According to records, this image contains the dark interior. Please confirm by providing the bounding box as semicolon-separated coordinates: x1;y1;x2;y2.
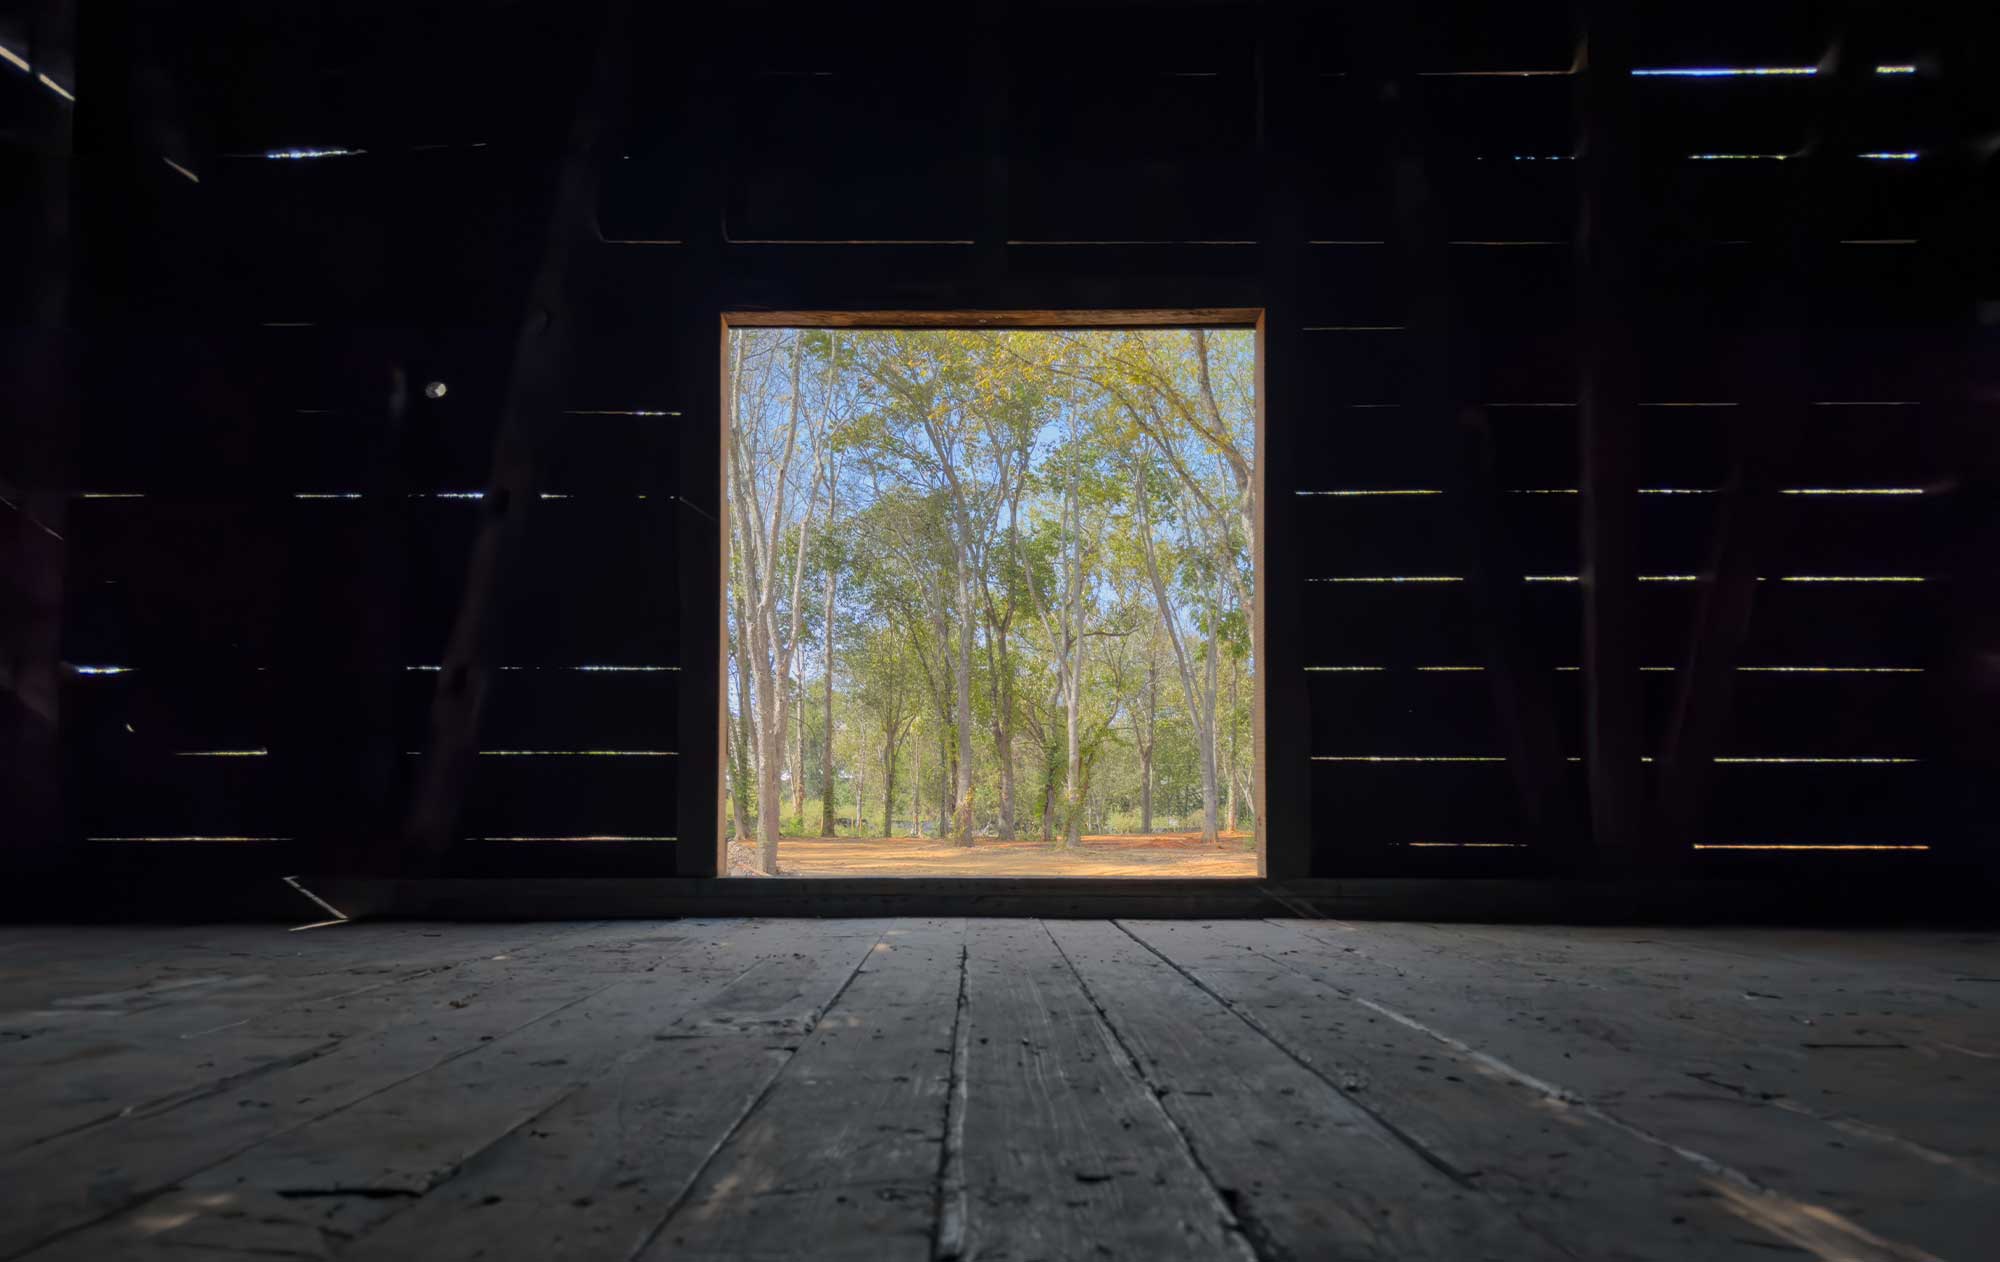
3;0;1997;916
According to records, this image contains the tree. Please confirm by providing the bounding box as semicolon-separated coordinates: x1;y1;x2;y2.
853;624;920;838
729;330;829;873
852;332;1036;846
1023;395;1123;849
1133;452;1227;846
812;332;852;837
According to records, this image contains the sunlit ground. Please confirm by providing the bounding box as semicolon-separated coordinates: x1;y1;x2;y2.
727;831;1259;878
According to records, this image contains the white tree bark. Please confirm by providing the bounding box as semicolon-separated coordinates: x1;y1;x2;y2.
731;332;825;874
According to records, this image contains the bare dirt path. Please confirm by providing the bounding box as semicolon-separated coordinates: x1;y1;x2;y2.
728;831;1259;877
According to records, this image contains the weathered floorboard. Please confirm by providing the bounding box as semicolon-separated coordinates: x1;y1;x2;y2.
1269;918;1998;1260
1043;918;1571;1261
25;919;891;1262
638;919;968;1261
0;923;706;1258
0;923;659;1153
1123;918;1836;1261
2;919;1995;1262
954;919;1250;1261
338;921;888;1261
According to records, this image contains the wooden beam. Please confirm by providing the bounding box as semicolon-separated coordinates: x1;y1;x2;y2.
404;1;632;871
1574;1;1646;867
722;309;1262;328
0;0;77;874
1928;13;2000;883
972;0;1011;287
672;23;733;878
1256;0;1309;878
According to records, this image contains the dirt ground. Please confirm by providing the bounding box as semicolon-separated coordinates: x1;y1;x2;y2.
726;830;1259;878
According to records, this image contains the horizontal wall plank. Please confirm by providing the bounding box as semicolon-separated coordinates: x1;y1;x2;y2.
458;756;679;839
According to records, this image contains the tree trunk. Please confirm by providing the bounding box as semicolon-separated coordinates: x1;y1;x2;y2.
1041;764;1058;844
993;721;1016;840
987;624;1017;841
791;673;806;828
1225;652;1239;833
912;736;923;838
753;645;785;875
882;730;898;840
820;473;838;836
741;331;822;876
1200;572;1221;846
1060;477;1085;851
730;602;756;843
951;555;976;846
1135;458;1220;849
939;720;952;839
723;759;738;842
1139;743;1153;835
1224;752;1236;835
1140;660;1156;834
1063;669;1082;850
851;751;865;839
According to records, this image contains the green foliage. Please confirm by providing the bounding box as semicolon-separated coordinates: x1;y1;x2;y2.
729;328;1257;844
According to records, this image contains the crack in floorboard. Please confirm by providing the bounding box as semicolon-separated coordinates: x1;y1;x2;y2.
1113;922;1484;1189
929;943;970;1262
1042;921;1267;1262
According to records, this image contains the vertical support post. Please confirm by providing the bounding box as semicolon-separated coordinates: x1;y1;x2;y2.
1574;1;1647;866
1;0;78;876
1256;0;1310;878
1928;11;2000;883
673;12;734;877
972;0;1012;292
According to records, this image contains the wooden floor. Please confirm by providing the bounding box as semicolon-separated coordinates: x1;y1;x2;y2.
2;920;1995;1261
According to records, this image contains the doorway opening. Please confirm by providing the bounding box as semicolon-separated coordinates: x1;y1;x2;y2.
721;313;1262;878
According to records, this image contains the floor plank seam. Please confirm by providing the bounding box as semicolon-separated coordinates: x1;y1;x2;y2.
929;941;971;1262
12;1037;346;1156
1114;921;1486;1192
1246;927;1949;1262
1271;918;2000;1185
1687;1071;2000;1186
624;925;892;1262
1041;922;1266;1262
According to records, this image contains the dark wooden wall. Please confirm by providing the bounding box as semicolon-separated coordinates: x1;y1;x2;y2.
4;0;1996;896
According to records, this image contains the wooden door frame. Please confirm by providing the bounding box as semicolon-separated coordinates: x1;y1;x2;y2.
711;309;1269;881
